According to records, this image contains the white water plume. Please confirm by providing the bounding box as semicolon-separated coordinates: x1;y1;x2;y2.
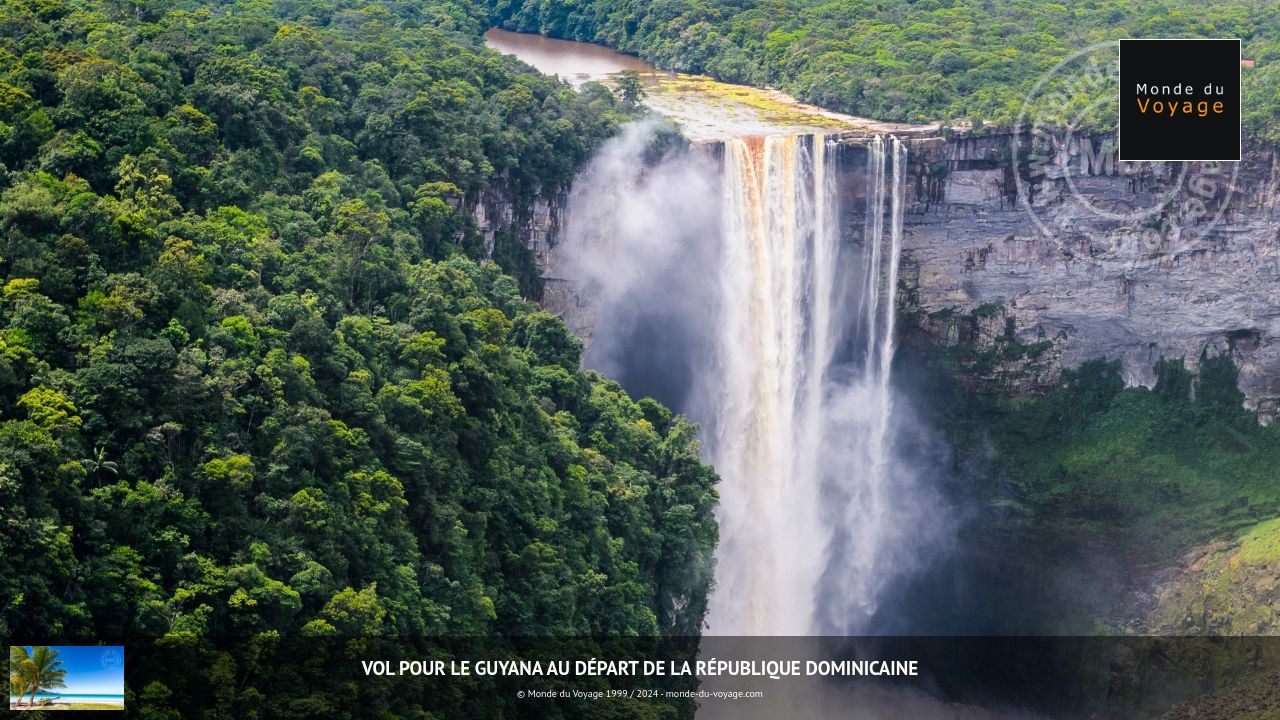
555;123;935;636
810;135;915;634
705;134;836;634
705;134;911;635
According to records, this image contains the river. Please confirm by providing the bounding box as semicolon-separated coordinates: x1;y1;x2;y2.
484;29;933;142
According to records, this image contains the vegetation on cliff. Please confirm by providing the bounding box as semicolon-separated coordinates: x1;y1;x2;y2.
1143;516;1280;634
0;0;718;641
927;347;1280;632
486;0;1280;140
961;355;1276;549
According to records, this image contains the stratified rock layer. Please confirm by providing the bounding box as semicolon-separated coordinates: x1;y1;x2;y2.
883;132;1280;419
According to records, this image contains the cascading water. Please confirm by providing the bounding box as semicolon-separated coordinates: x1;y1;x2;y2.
706;134;907;635
706;135;835;635
555;124;920;636
812;134;910;635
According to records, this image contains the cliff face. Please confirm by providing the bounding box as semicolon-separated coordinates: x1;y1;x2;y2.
471;185;564;269
879;132;1280;420
472;182;597;342
532;129;1280;418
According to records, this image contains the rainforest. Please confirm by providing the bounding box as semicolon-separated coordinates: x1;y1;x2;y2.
4;0;1280;717
0;0;718;643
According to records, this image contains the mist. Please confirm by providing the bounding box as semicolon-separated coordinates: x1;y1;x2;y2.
552;121;954;636
551;120;722;414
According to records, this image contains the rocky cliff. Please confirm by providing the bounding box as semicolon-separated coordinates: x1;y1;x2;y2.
471;184;564;272
859;131;1280;421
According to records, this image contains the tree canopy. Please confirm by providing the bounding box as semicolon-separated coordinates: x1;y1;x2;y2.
487;0;1280;140
0;0;718;641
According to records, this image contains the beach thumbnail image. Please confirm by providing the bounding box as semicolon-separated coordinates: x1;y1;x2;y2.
9;646;124;711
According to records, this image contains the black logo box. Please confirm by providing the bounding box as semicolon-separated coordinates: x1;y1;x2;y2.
1119;38;1241;162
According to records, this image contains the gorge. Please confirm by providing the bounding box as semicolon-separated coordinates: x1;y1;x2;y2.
550;124;936;634
486;30;1280;637
498;127;1280;423
483;31;1280;423
491;31;953;634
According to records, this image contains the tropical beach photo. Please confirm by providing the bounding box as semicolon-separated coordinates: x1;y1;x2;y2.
9;646;124;711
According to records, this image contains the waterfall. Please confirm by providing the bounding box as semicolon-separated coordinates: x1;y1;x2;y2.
707;135;830;635
555;124;915;636
706;134;908;635
815;135;910;634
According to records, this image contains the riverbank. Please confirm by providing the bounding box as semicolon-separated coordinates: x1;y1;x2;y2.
484;28;935;141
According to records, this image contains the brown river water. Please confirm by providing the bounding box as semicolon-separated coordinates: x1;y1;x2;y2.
484;29;655;85
484;29;933;141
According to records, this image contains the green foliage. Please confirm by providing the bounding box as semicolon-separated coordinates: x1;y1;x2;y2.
616;69;645;110
959;355;1278;550
488;0;1280;136
1144;515;1280;634
0;0;716;640
1196;352;1247;420
1154;356;1194;403
8;646;67;708
937;352;1280;630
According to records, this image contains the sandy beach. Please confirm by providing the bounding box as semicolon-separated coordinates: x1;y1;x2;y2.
10;702;124;711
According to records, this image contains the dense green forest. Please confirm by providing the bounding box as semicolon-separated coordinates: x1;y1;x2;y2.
487;0;1280;140
0;0;718;640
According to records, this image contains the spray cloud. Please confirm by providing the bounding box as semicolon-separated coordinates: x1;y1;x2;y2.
554;122;949;636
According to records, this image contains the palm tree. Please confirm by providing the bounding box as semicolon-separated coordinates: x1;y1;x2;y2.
9;672;23;707
29;646;67;707
82;445;119;479
16;647;66;708
9;646;35;707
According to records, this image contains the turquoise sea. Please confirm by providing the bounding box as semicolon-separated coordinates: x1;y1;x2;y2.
9;693;125;705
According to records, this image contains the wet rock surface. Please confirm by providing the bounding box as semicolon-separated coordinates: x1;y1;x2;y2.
887;132;1280;419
